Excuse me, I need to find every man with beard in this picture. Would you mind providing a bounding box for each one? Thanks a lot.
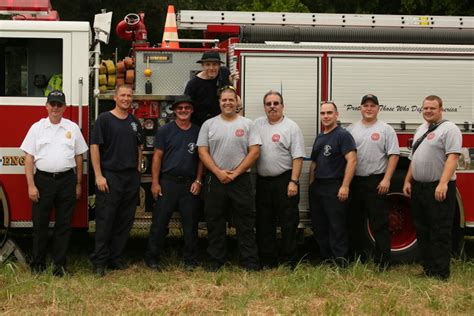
[197,87,261,271]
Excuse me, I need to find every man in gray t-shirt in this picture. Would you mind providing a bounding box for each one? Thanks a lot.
[347,94,399,270]
[254,90,305,268]
[403,95,462,280]
[197,87,261,271]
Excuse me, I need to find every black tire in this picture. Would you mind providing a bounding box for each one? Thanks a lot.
[364,169,420,263]
[452,205,466,260]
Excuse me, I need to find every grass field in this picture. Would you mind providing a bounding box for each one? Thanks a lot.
[1,233,473,314]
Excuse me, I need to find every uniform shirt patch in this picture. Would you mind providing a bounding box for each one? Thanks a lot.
[187,142,197,154]
[323,145,332,157]
[235,129,245,137]
[272,134,280,142]
[427,132,435,140]
[371,132,380,141]
[65,131,72,139]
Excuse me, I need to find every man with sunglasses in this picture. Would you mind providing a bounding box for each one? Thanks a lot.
[144,95,203,271]
[21,90,88,276]
[254,90,305,268]
[184,50,238,126]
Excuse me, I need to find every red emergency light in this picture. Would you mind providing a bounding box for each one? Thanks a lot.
[0,0,59,20]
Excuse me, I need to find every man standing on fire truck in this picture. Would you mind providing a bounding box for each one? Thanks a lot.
[347,94,399,270]
[197,87,261,271]
[403,95,462,280]
[90,84,143,277]
[144,95,204,271]
[21,90,88,277]
[309,101,357,268]
[184,50,238,126]
[254,90,305,268]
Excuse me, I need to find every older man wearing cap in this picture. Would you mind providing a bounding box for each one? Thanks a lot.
[21,90,88,276]
[184,50,238,126]
[144,95,204,271]
[347,94,399,270]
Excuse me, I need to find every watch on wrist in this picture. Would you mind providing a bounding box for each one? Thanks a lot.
[290,179,299,185]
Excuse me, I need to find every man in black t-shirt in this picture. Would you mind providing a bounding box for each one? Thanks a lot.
[90,85,143,276]
[309,102,357,268]
[144,95,203,270]
[184,50,238,126]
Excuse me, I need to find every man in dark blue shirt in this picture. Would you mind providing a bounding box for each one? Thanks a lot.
[90,85,143,276]
[309,101,357,267]
[144,95,203,271]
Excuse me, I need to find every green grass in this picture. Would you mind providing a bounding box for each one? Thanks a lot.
[1,235,473,314]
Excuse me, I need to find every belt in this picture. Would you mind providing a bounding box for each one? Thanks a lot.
[161,173,194,182]
[36,169,73,179]
[257,170,292,180]
[354,173,384,179]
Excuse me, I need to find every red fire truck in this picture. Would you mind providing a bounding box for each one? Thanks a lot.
[0,1,473,262]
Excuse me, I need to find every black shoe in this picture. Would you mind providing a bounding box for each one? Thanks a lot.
[107,260,129,270]
[184,262,198,272]
[145,259,160,270]
[93,265,106,277]
[333,257,349,269]
[205,262,223,272]
[52,265,68,277]
[376,261,392,272]
[243,264,261,272]
[31,263,46,275]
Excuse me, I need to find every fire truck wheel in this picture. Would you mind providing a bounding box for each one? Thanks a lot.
[451,206,466,260]
[365,170,420,263]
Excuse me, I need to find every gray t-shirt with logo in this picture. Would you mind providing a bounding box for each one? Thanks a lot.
[347,120,400,176]
[409,121,462,182]
[197,115,262,171]
[254,116,306,177]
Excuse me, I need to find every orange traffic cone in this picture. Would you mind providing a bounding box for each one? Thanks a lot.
[162,5,179,48]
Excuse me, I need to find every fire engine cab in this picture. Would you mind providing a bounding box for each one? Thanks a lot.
[0,0,473,263]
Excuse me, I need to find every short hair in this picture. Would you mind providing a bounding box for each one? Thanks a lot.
[115,84,133,95]
[218,86,238,100]
[321,101,338,112]
[263,90,284,105]
[423,95,443,108]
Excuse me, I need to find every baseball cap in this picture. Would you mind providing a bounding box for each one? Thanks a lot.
[196,50,224,64]
[47,90,66,105]
[172,95,194,109]
[361,94,379,105]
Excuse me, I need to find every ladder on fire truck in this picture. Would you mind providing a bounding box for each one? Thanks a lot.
[178,10,474,30]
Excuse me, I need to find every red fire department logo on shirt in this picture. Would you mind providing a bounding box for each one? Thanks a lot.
[272,134,280,142]
[235,129,245,137]
[427,132,435,140]
[371,133,380,141]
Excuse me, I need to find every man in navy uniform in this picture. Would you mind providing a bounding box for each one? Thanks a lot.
[309,101,357,267]
[144,95,203,270]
